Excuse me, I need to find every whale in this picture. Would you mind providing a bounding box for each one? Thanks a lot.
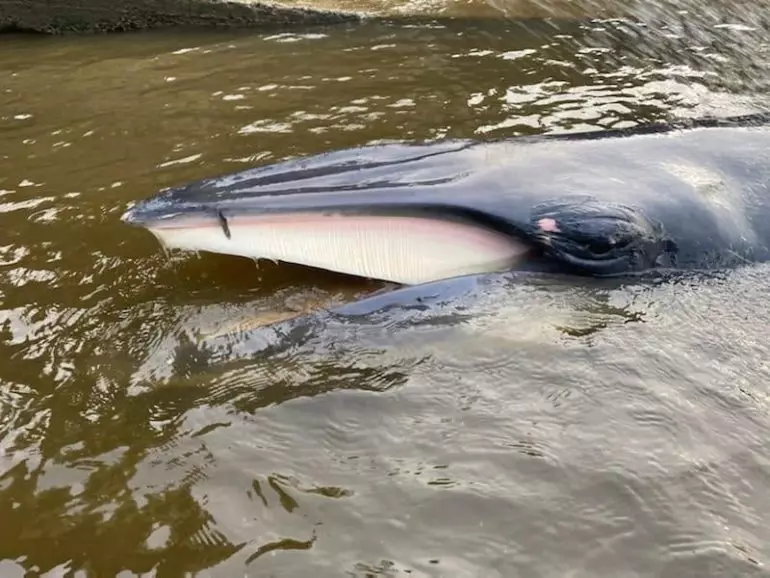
[122,113,770,303]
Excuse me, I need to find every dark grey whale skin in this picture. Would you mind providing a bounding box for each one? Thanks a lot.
[123,113,770,287]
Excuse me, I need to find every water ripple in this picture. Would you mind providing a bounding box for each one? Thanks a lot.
[2,9,770,576]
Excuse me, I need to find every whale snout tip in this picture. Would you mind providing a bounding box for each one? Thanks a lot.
[120,196,184,227]
[121,204,138,224]
[121,203,160,227]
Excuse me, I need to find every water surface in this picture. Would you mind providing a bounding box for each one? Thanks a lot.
[2,8,770,576]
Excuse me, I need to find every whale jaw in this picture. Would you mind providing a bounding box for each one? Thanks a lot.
[129,208,532,285]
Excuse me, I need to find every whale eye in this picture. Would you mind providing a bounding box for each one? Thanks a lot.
[530,197,675,275]
[587,235,624,255]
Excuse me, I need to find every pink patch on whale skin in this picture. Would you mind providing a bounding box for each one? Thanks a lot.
[537,218,560,233]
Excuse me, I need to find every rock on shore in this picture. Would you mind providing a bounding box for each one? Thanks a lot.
[0,0,360,34]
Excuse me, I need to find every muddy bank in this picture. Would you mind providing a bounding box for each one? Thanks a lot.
[0,0,360,34]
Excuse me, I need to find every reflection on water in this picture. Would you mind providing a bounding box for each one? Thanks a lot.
[1,5,770,576]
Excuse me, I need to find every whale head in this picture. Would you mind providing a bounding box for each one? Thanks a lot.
[122,142,677,284]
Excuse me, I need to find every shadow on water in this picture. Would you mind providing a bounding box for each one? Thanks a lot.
[127,270,658,402]
[2,3,770,575]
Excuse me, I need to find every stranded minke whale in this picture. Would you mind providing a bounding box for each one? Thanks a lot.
[122,113,770,306]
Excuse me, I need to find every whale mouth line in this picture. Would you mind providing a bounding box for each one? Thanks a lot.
[122,204,541,286]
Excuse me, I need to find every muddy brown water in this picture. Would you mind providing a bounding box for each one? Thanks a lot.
[2,7,770,577]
